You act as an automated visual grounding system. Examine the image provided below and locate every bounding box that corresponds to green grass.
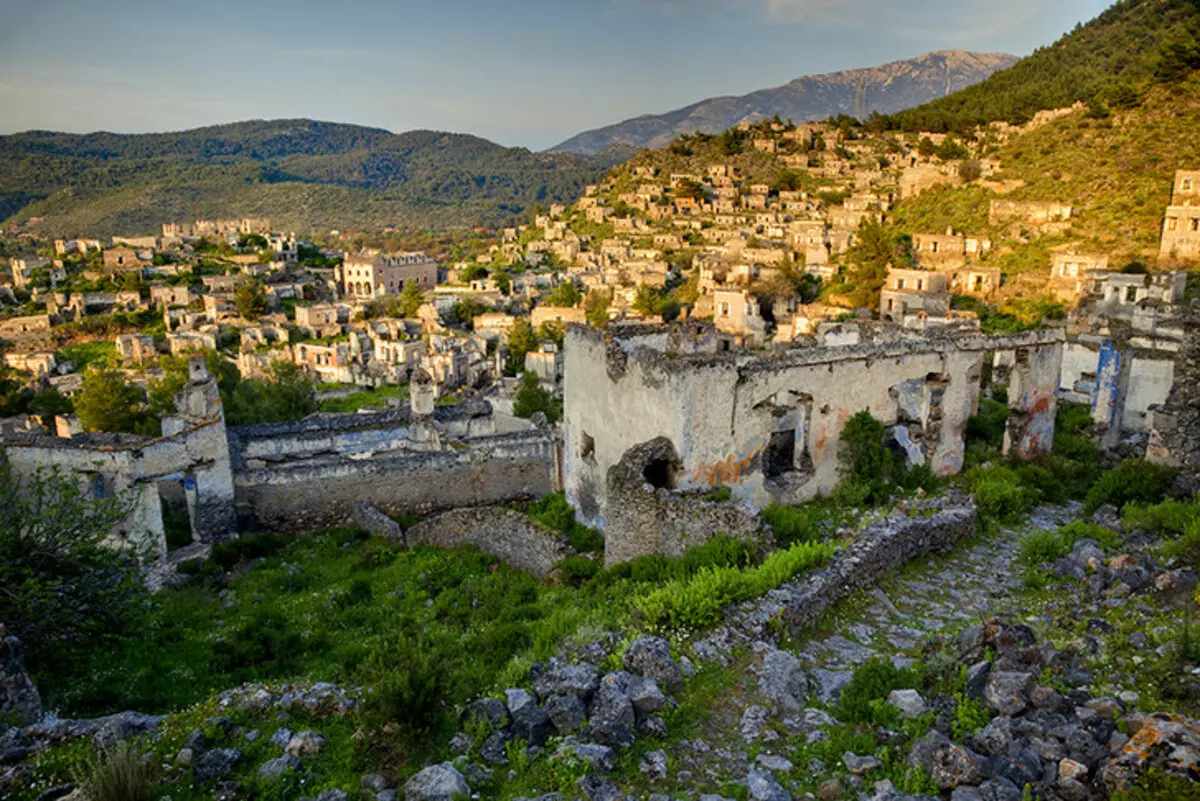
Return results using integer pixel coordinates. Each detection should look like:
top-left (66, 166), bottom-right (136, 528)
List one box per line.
top-left (56, 341), bottom-right (118, 370)
top-left (635, 539), bottom-right (838, 631)
top-left (317, 384), bottom-right (410, 413)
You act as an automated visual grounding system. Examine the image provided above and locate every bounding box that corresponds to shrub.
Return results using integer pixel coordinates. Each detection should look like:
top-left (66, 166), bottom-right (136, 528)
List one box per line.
top-left (1160, 519), bottom-right (1200, 572)
top-left (73, 740), bottom-right (157, 801)
top-left (526, 491), bottom-right (604, 554)
top-left (635, 539), bottom-right (837, 630)
top-left (952, 693), bottom-right (992, 739)
top-left (1124, 498), bottom-right (1200, 534)
top-left (971, 466), bottom-right (1038, 525)
top-left (1084, 460), bottom-right (1176, 513)
top-left (700, 486), bottom-right (733, 503)
top-left (211, 532), bottom-right (289, 569)
top-left (0, 453), bottom-right (146, 669)
top-left (210, 610), bottom-right (306, 676)
top-left (762, 503), bottom-right (824, 546)
top-left (1020, 521), bottom-right (1120, 567)
top-left (557, 556), bottom-right (600, 587)
top-left (838, 657), bottom-right (923, 724)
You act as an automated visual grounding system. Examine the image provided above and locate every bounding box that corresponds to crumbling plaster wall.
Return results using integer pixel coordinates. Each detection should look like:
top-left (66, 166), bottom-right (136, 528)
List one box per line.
top-left (1, 417), bottom-right (237, 555)
top-left (565, 325), bottom-right (1064, 532)
top-left (1059, 340), bottom-right (1177, 434)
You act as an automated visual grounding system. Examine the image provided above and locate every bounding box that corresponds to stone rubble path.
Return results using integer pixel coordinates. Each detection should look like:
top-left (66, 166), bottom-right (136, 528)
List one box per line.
top-left (793, 504), bottom-right (1077, 701)
top-left (664, 505), bottom-right (1083, 798)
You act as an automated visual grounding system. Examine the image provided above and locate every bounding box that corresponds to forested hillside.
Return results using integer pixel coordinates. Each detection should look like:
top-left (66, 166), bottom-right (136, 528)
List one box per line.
top-left (888, 0), bottom-right (1200, 131)
top-left (0, 120), bottom-right (614, 235)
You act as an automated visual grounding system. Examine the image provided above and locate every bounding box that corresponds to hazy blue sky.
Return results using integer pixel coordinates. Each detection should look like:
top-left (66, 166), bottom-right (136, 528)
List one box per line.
top-left (0, 0), bottom-right (1113, 149)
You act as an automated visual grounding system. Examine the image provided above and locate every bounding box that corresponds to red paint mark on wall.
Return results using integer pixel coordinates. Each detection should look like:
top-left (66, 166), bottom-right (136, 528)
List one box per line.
top-left (691, 447), bottom-right (763, 486)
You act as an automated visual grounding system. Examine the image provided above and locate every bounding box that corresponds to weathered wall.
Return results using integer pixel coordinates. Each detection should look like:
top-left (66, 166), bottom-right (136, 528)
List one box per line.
top-left (1003, 341), bottom-right (1061, 458)
top-left (1147, 301), bottom-right (1200, 492)
top-left (405, 507), bottom-right (569, 578)
top-left (564, 324), bottom-right (1063, 533)
top-left (1059, 340), bottom-right (1176, 434)
top-left (227, 401), bottom-right (495, 469)
top-left (233, 429), bottom-right (558, 531)
top-left (603, 437), bottom-right (767, 565)
top-left (1, 415), bottom-right (236, 555)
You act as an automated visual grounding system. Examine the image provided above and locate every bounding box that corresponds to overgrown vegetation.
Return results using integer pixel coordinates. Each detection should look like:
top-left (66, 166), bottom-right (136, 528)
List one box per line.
top-left (887, 0), bottom-right (1200, 132)
top-left (0, 450), bottom-right (146, 675)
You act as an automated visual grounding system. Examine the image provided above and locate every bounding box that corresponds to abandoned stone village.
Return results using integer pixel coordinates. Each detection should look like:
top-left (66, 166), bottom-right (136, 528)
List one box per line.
top-left (2, 115), bottom-right (1200, 800)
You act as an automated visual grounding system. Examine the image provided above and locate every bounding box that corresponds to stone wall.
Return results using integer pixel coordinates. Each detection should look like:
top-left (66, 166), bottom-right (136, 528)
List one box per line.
top-left (405, 507), bottom-right (569, 578)
top-left (1147, 301), bottom-right (1200, 492)
top-left (603, 437), bottom-right (767, 565)
top-left (234, 429), bottom-right (559, 531)
top-left (707, 501), bottom-right (977, 646)
top-left (564, 323), bottom-right (1063, 535)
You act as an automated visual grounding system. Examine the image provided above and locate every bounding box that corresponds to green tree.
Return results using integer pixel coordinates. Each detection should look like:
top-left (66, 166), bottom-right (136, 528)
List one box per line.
top-left (505, 318), bottom-right (538, 375)
top-left (0, 450), bottom-right (145, 671)
top-left (75, 368), bottom-right (150, 434)
top-left (632, 284), bottom-right (681, 321)
top-left (512, 371), bottom-right (559, 423)
top-left (544, 281), bottom-right (581, 308)
top-left (1107, 82), bottom-right (1141, 109)
top-left (396, 280), bottom-right (425, 318)
top-left (225, 361), bottom-right (316, 426)
top-left (585, 290), bottom-right (611, 327)
top-left (234, 278), bottom-right (268, 322)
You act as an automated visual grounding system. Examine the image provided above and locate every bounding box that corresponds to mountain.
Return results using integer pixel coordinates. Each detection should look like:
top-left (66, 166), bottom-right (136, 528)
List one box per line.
top-left (550, 51), bottom-right (1018, 156)
top-left (891, 0), bottom-right (1200, 131)
top-left (0, 120), bottom-right (616, 236)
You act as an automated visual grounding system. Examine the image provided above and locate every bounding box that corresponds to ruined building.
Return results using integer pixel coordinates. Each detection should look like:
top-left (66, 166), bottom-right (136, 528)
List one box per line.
top-left (563, 323), bottom-right (1064, 564)
top-left (1161, 170), bottom-right (1200, 260)
top-left (1, 356), bottom-right (558, 557)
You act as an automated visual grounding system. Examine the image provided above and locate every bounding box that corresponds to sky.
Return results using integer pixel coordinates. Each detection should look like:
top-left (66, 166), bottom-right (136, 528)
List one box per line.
top-left (0, 0), bottom-right (1114, 150)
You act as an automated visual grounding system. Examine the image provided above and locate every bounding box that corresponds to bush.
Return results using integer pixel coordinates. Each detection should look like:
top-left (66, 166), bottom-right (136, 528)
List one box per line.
top-left (971, 466), bottom-right (1038, 525)
top-left (0, 453), bottom-right (146, 670)
top-left (1123, 498), bottom-right (1200, 534)
top-left (526, 491), bottom-right (604, 553)
top-left (762, 503), bottom-right (824, 547)
top-left (557, 556), bottom-right (600, 587)
top-left (635, 539), bottom-right (837, 630)
top-left (210, 610), bottom-right (305, 674)
top-left (73, 740), bottom-right (157, 801)
top-left (211, 532), bottom-right (289, 569)
top-left (838, 657), bottom-right (923, 724)
top-left (1020, 521), bottom-right (1120, 567)
top-left (1084, 460), bottom-right (1177, 514)
top-left (1160, 519), bottom-right (1200, 572)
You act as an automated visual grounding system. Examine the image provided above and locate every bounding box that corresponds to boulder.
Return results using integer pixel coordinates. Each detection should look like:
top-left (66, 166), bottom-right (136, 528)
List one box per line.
top-left (628, 676), bottom-right (666, 717)
top-left (587, 672), bottom-right (635, 748)
top-left (258, 756), bottom-right (302, 779)
top-left (194, 748), bottom-right (242, 783)
top-left (623, 636), bottom-right (682, 692)
top-left (746, 766), bottom-right (791, 801)
top-left (932, 744), bottom-right (986, 790)
top-left (284, 730), bottom-right (326, 757)
top-left (558, 742), bottom-right (616, 772)
top-left (758, 647), bottom-right (808, 712)
top-left (0, 627), bottom-right (41, 726)
top-left (462, 698), bottom-right (510, 729)
top-left (886, 689), bottom-right (928, 719)
top-left (533, 663), bottom-right (599, 701)
top-left (506, 689), bottom-right (552, 746)
top-left (404, 763), bottom-right (470, 801)
top-left (546, 693), bottom-right (587, 735)
top-left (907, 729), bottom-right (951, 774)
top-left (983, 671), bottom-right (1034, 716)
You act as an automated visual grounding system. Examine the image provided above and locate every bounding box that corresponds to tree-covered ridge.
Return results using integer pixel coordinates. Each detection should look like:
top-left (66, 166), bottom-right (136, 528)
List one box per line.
top-left (888, 0), bottom-right (1200, 132)
top-left (0, 120), bottom-right (616, 234)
